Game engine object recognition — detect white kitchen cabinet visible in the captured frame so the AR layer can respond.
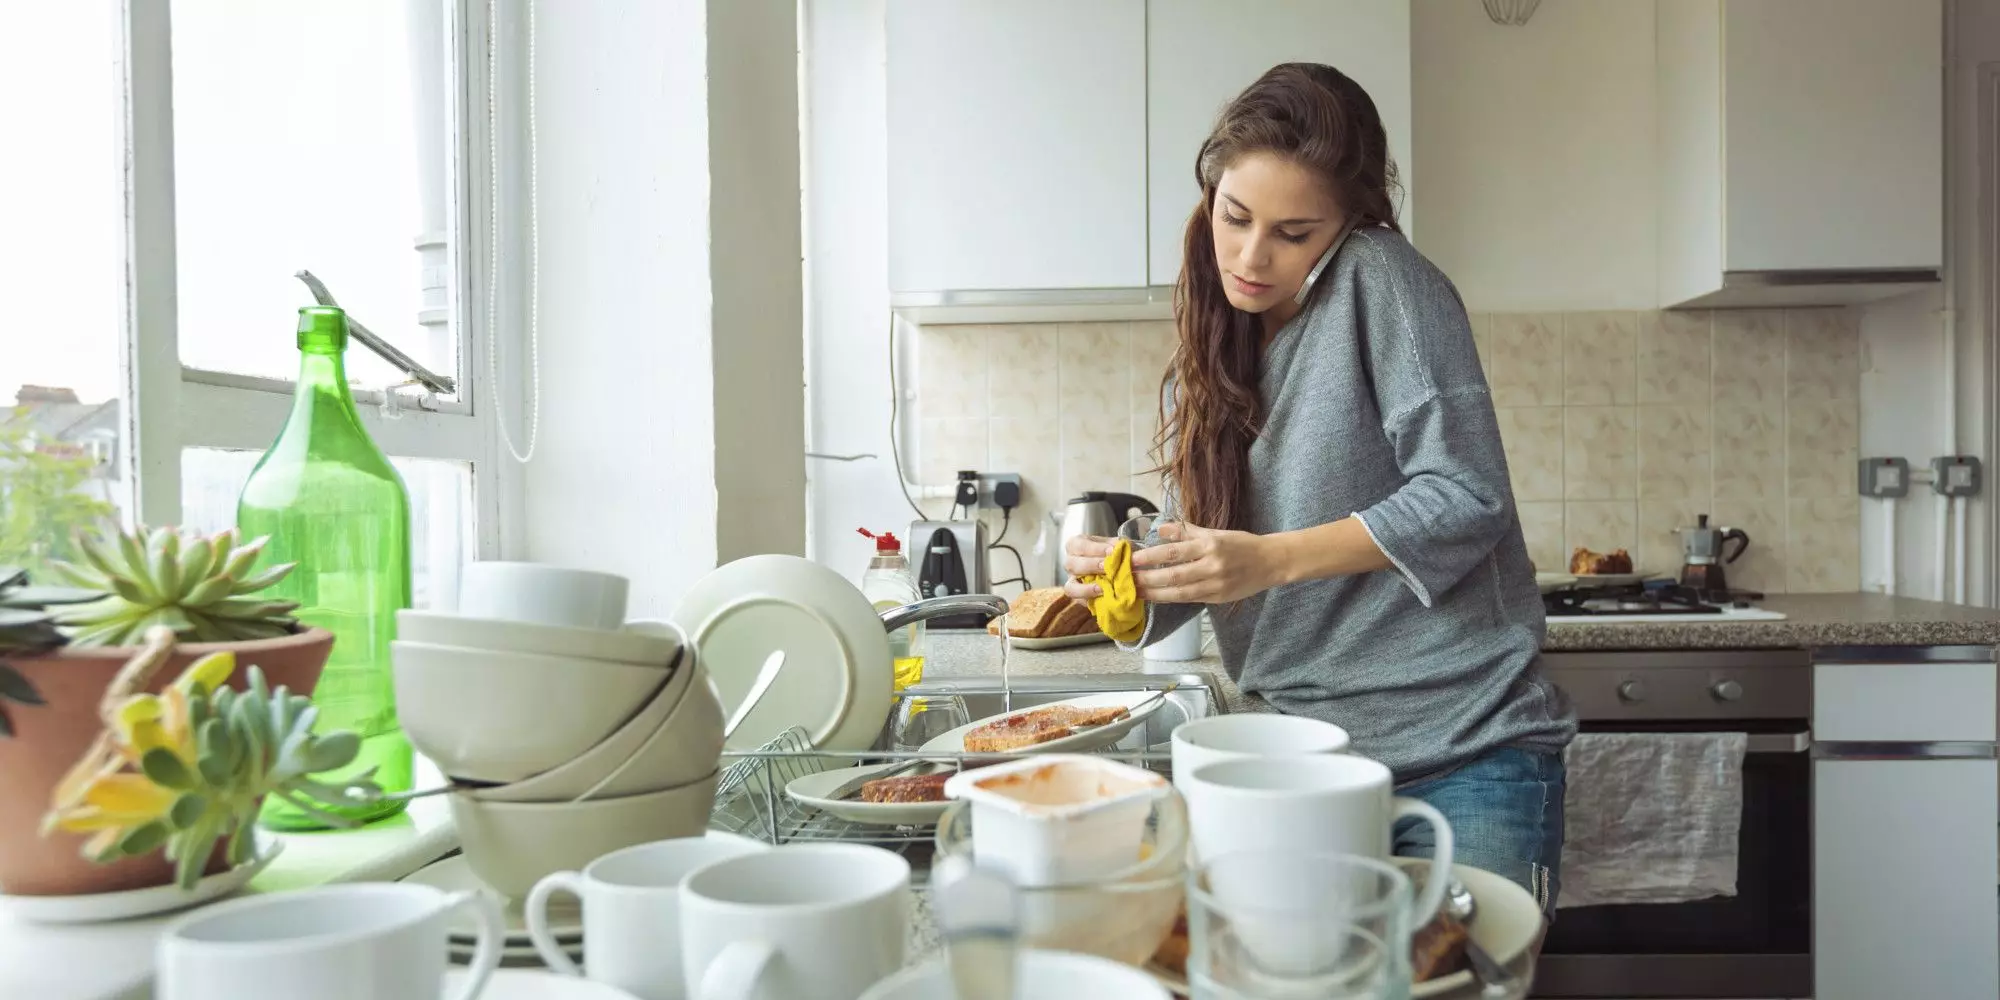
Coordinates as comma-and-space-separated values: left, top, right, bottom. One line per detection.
886, 0, 1148, 292
1657, 0, 1943, 308
1145, 1, 1411, 287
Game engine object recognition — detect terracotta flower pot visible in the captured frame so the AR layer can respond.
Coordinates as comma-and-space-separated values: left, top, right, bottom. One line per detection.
0, 628, 334, 897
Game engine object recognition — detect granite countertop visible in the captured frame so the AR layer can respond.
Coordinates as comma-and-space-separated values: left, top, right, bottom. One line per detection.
1545, 593, 2000, 651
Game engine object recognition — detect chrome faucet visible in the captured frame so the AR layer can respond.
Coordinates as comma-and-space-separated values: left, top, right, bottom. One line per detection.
879, 594, 1010, 633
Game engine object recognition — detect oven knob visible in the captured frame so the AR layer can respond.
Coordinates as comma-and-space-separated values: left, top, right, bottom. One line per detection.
1617, 681, 1645, 702
1711, 680, 1744, 702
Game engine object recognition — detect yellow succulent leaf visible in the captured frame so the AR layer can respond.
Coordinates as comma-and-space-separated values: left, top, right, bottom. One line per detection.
174, 651, 234, 697
49, 737, 120, 812
80, 774, 177, 822
47, 806, 127, 834
82, 827, 121, 859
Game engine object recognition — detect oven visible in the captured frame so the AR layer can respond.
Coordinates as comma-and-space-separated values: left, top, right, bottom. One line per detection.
1534, 649, 1814, 999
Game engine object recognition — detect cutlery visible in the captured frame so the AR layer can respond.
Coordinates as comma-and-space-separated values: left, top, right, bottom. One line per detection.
1056, 682, 1178, 735
723, 650, 787, 741
1444, 876, 1520, 997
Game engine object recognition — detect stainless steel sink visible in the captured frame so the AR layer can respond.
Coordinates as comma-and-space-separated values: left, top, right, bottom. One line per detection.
900, 671, 1227, 752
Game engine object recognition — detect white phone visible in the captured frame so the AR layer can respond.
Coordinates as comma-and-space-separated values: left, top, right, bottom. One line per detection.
1295, 223, 1359, 305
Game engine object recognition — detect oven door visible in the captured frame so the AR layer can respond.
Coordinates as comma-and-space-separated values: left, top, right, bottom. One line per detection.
1534, 721, 1812, 999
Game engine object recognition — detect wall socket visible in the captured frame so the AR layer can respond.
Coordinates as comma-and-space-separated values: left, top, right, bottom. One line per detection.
1930, 456, 1983, 497
961, 472, 1022, 509
1858, 457, 1910, 497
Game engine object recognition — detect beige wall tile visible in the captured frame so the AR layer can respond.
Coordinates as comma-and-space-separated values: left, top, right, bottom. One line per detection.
988, 324, 1060, 420
1487, 314, 1564, 407
1563, 311, 1638, 405
1711, 310, 1786, 406
1517, 501, 1565, 573
1786, 396, 1859, 498
1497, 407, 1564, 502
1128, 321, 1178, 414
1785, 308, 1861, 401
1713, 403, 1786, 499
989, 417, 1063, 517
1059, 323, 1130, 420
1564, 406, 1638, 500
918, 417, 988, 483
1637, 404, 1712, 499
1131, 408, 1167, 504
1638, 310, 1710, 404
1469, 313, 1492, 374
1709, 501, 1787, 594
1787, 496, 1860, 592
1565, 501, 1638, 558
917, 326, 990, 420
1637, 500, 1702, 578
1061, 419, 1135, 503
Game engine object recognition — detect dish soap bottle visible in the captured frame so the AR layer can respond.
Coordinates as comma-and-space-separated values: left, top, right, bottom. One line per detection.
237, 305, 414, 829
859, 529, 924, 691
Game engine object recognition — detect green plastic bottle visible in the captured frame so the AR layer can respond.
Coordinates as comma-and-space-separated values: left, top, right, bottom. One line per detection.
238, 305, 414, 829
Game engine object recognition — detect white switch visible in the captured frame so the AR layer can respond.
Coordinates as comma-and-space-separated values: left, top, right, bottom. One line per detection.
1950, 464, 1973, 488
1880, 466, 1903, 490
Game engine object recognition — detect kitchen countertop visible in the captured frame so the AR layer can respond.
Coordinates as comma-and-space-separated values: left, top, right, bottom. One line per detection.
1545, 593, 2000, 651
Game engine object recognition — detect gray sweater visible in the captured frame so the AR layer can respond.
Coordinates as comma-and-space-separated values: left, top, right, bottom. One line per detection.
1130, 227, 1576, 781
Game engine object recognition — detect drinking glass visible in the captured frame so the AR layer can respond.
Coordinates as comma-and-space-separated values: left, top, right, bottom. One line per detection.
1187, 851, 1415, 1000
1118, 512, 1179, 550
888, 694, 970, 751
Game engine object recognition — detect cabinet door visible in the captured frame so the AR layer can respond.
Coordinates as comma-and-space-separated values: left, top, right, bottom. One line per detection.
1145, 1, 1411, 287
886, 0, 1147, 292
1722, 0, 1942, 271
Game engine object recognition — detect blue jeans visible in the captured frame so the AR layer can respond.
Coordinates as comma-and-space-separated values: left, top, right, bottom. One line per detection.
1391, 747, 1565, 917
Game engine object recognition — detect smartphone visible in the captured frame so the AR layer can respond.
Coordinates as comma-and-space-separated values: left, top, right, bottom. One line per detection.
1295, 222, 1359, 305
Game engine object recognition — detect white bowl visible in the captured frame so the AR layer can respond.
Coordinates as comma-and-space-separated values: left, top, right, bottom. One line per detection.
459, 562, 632, 630
471, 651, 724, 803
393, 640, 669, 783
396, 610, 681, 667
450, 770, 722, 898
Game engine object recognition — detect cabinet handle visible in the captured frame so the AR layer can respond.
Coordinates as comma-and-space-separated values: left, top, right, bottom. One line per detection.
1617, 681, 1645, 703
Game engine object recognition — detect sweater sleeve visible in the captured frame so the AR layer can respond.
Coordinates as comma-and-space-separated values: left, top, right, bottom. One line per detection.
1347, 233, 1516, 608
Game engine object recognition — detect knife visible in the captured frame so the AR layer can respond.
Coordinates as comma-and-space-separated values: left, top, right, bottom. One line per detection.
723, 650, 787, 741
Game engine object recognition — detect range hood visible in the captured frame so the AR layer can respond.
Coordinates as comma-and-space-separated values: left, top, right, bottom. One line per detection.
889, 286, 1175, 325
1668, 268, 1942, 310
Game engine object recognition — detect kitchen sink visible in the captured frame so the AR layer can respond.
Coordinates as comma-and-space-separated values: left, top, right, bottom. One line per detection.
900, 671, 1227, 752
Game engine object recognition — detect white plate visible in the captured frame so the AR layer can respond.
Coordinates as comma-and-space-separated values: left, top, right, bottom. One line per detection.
1004, 631, 1115, 650
1534, 572, 1577, 593
0, 843, 282, 925
396, 610, 682, 667
442, 968, 640, 999
783, 763, 956, 826
1568, 569, 1656, 586
402, 854, 582, 942
671, 554, 893, 751
1143, 862, 1542, 999
920, 691, 1169, 757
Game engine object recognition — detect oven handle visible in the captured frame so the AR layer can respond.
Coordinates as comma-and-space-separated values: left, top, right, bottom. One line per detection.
1746, 731, 1812, 754
1811, 740, 1998, 761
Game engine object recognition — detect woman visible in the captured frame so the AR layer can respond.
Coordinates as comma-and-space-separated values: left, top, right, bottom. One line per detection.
1065, 63, 1576, 912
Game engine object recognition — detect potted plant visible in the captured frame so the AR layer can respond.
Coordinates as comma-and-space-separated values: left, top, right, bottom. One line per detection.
0, 526, 339, 896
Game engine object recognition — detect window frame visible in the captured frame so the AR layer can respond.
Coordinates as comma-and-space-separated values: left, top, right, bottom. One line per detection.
116, 0, 522, 556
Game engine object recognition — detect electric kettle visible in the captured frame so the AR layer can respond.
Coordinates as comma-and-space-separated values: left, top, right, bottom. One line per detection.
1054, 491, 1158, 582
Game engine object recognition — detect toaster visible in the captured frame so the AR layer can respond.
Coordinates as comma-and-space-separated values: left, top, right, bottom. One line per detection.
908, 519, 990, 630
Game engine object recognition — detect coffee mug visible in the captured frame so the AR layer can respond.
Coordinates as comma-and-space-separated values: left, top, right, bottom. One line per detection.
459, 561, 630, 630
681, 844, 911, 1000
156, 882, 503, 1000
1169, 714, 1351, 793
1181, 754, 1456, 924
527, 834, 769, 1000
860, 949, 1172, 1000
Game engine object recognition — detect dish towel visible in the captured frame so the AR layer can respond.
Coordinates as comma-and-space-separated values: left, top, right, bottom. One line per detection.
1558, 731, 1747, 908
1083, 538, 1146, 643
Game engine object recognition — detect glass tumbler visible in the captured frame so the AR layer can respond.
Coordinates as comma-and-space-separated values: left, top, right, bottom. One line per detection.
888, 694, 971, 751
1188, 851, 1416, 1000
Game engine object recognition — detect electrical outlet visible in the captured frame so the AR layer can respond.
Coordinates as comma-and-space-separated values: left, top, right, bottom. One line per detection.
1858, 457, 1910, 497
1930, 456, 1983, 497
976, 472, 1022, 509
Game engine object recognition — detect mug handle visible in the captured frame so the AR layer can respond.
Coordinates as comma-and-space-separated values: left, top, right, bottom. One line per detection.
443, 889, 506, 1000
1390, 796, 1456, 925
525, 871, 586, 977
700, 940, 777, 1000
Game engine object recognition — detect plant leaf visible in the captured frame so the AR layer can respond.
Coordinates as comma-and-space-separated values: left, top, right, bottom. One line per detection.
116, 820, 170, 857
168, 792, 206, 830
0, 566, 23, 589
0, 706, 12, 738
140, 747, 195, 790
0, 665, 43, 706
303, 731, 361, 773
0, 607, 51, 628
6, 585, 105, 607
229, 563, 296, 595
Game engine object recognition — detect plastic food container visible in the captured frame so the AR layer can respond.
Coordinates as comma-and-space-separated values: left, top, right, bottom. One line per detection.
942, 754, 1170, 887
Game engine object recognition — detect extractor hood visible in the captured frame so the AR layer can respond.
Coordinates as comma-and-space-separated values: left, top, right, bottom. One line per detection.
1668, 268, 1942, 310
889, 286, 1176, 325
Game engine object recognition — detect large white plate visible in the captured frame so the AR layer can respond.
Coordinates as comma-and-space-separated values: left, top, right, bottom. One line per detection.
920, 691, 1169, 757
442, 968, 641, 999
0, 843, 281, 925
671, 555, 893, 752
1568, 569, 1658, 586
784, 762, 957, 826
1004, 631, 1114, 651
1534, 572, 1577, 593
1142, 861, 1542, 999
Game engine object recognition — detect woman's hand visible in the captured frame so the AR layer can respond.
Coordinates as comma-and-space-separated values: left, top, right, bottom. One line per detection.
1130, 522, 1286, 605
1062, 534, 1115, 601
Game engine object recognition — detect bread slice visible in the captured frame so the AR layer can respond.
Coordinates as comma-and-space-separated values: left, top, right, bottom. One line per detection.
1043, 704, 1129, 729
858, 771, 952, 803
1005, 588, 1071, 638
1569, 546, 1634, 575
1046, 600, 1097, 637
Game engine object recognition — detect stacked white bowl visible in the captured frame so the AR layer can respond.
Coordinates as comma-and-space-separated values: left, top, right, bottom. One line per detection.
392, 563, 725, 899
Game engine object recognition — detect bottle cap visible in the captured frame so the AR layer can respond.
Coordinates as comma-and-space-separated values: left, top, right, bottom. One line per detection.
857, 528, 901, 552
297, 305, 350, 353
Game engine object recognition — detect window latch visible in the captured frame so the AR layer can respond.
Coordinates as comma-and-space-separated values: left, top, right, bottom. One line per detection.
295, 270, 458, 397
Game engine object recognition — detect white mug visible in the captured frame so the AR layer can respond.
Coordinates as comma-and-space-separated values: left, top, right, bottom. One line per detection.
1143, 615, 1204, 663
1182, 754, 1456, 925
1169, 714, 1351, 793
458, 561, 630, 630
681, 844, 911, 1000
156, 882, 503, 1000
527, 834, 770, 1000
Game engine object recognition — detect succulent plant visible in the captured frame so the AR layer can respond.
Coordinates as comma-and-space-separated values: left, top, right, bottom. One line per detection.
47, 527, 301, 648
44, 627, 380, 889
0, 565, 102, 737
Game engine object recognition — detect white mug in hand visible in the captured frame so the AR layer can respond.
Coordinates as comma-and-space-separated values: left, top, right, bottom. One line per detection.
1181, 753, 1456, 925
528, 834, 769, 1000
680, 844, 910, 1000
156, 883, 503, 1000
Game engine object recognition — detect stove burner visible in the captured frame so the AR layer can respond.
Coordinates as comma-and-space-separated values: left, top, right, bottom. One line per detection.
1543, 582, 1765, 617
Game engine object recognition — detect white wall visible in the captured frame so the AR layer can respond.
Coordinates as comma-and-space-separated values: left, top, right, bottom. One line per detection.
1410, 0, 1658, 311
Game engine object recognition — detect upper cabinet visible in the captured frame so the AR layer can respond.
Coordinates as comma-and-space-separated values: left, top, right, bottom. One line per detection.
1657, 0, 1942, 308
1145, 1, 1412, 287
886, 0, 1149, 292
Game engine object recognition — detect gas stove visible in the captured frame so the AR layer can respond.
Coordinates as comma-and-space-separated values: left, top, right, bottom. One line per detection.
1542, 582, 1788, 622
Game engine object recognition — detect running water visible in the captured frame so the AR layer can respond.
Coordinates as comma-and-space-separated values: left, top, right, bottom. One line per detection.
997, 610, 1013, 714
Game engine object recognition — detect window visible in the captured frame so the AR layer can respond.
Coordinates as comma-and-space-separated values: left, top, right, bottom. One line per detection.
0, 1, 520, 564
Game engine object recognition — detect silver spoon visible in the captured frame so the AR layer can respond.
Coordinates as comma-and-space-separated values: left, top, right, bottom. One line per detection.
1443, 878, 1520, 997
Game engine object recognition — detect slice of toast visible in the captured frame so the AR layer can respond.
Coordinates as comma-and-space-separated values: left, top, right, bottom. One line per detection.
1006, 588, 1071, 638
1046, 600, 1097, 637
963, 717, 1072, 753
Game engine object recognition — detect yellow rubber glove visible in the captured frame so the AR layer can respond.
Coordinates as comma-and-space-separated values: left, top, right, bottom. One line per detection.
1083, 538, 1146, 643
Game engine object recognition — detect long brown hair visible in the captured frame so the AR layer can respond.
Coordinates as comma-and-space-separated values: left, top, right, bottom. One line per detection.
1157, 63, 1401, 532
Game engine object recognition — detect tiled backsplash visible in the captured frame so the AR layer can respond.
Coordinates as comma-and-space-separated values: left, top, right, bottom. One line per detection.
916, 307, 1860, 593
